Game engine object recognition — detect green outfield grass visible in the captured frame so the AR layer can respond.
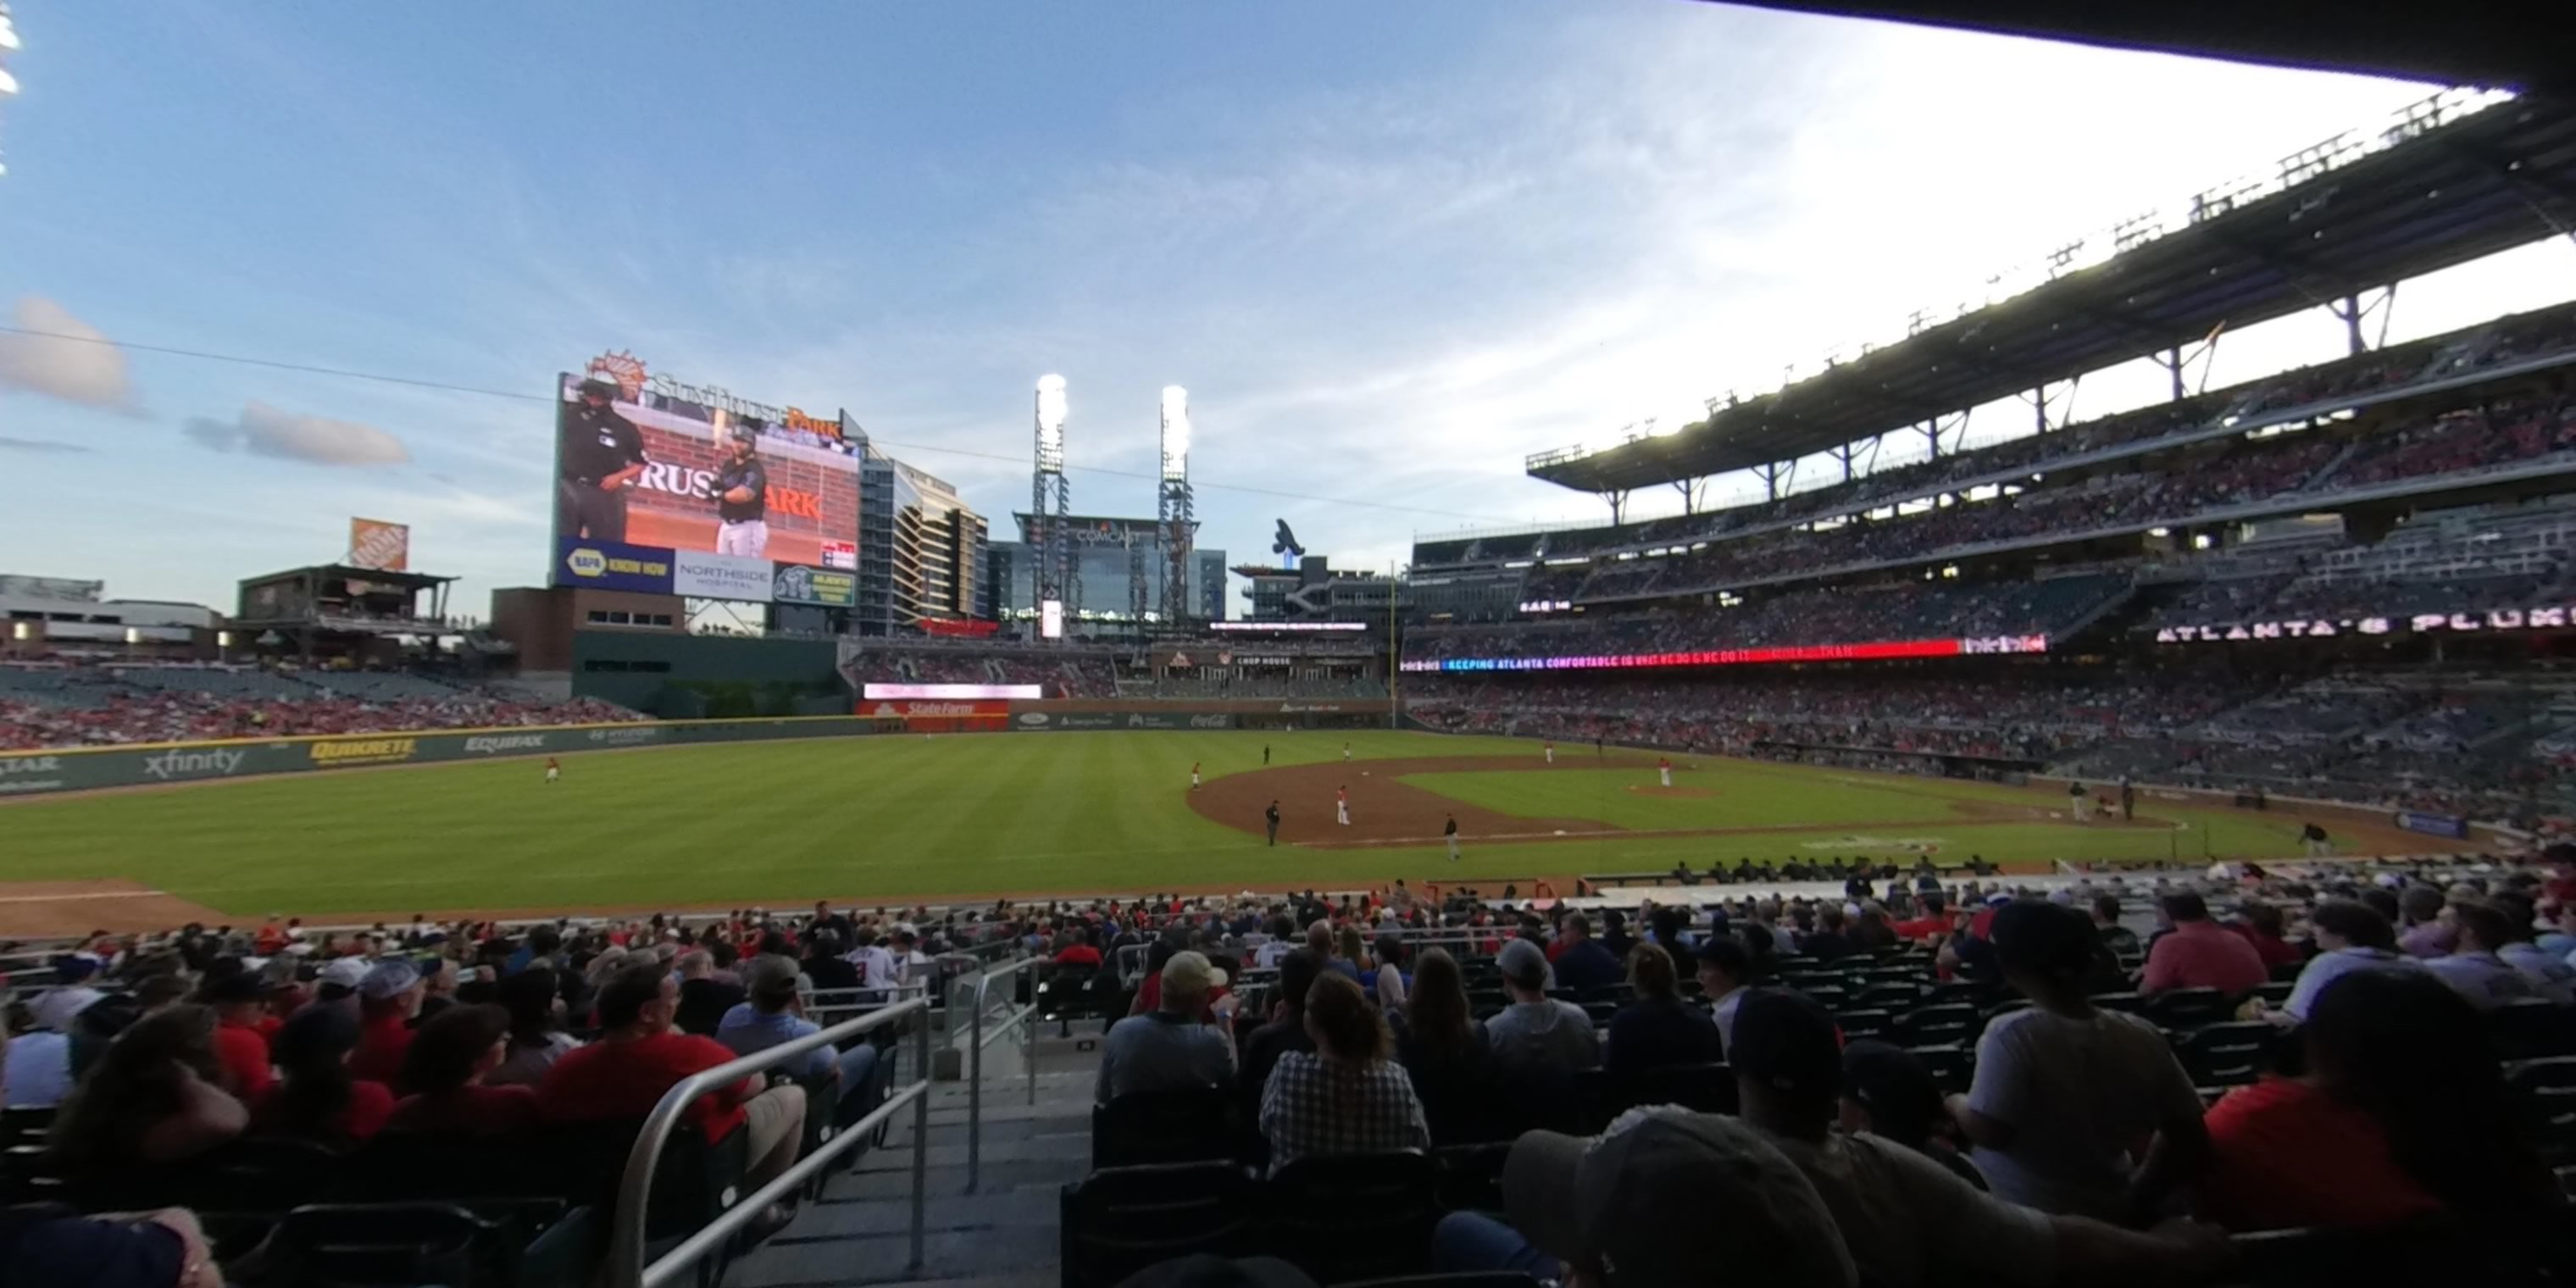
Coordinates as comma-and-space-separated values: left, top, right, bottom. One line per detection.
0, 730, 2344, 919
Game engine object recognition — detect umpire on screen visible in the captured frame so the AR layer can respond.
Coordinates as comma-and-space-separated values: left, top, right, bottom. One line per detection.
713, 426, 769, 557
558, 375, 650, 542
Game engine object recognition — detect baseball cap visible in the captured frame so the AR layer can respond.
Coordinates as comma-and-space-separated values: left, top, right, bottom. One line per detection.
318, 957, 371, 991
1161, 950, 1228, 997
358, 959, 421, 1000
1726, 989, 1844, 1109
1496, 938, 1550, 988
746, 953, 802, 998
1503, 1108, 1854, 1288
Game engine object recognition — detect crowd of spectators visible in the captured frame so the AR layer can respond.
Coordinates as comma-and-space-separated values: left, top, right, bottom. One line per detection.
842, 649, 1115, 697
0, 663, 642, 752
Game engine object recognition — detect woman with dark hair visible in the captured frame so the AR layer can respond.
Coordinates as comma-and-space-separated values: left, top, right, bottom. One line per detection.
2201, 966, 2555, 1241
1597, 908, 1635, 963
1259, 973, 1428, 1173
47, 1005, 246, 1172
1604, 942, 1721, 1087
1840, 1039, 1985, 1189
2273, 899, 2418, 1024
486, 966, 581, 1087
386, 1004, 541, 1135
1389, 948, 1493, 1142
258, 1003, 394, 1149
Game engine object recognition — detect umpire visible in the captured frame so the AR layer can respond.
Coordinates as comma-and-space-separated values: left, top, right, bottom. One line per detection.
1264, 800, 1280, 847
558, 375, 650, 542
712, 426, 769, 556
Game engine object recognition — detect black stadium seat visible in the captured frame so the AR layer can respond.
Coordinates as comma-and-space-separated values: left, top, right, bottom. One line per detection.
1895, 1003, 1982, 1048
1834, 1008, 1895, 1041
2144, 987, 2235, 1030
1907, 1044, 1974, 1096
1624, 1061, 1738, 1115
2506, 1056, 2576, 1167
1061, 1162, 1260, 1288
2173, 1021, 2277, 1090
1093, 1085, 1241, 1169
1432, 1142, 1513, 1213
2489, 998, 2576, 1061
1264, 1152, 1441, 1283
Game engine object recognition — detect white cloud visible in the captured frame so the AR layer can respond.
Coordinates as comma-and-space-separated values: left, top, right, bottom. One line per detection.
0, 297, 136, 410
184, 399, 412, 467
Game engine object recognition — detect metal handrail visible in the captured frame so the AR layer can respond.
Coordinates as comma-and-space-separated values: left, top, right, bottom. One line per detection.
964, 954, 1044, 1193
611, 995, 933, 1288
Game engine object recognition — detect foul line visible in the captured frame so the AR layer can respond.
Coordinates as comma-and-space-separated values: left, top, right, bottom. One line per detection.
0, 889, 175, 904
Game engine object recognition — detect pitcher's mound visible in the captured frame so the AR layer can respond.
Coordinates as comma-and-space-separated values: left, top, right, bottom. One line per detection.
1628, 785, 1715, 798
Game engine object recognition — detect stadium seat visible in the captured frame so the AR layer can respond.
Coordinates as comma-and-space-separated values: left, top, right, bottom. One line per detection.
1834, 1008, 1896, 1042
1928, 980, 2002, 1010
2173, 1022, 2277, 1091
1093, 1085, 1242, 1169
2144, 987, 2235, 1030
1432, 1142, 1513, 1213
1895, 1003, 1982, 1048
2506, 1057, 2576, 1167
1264, 1152, 1440, 1283
1796, 982, 1852, 1012
1060, 1162, 1260, 1288
1341, 1276, 1546, 1287
2489, 999, 2576, 1061
1623, 1061, 1738, 1116
2087, 991, 2146, 1014
2227, 1218, 2495, 1288
1907, 1045, 1974, 1096
247, 1202, 486, 1288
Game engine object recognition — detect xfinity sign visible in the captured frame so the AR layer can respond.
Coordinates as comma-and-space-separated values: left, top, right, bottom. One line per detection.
143, 747, 247, 781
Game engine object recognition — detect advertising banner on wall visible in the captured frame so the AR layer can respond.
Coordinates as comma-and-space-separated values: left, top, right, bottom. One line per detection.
772, 563, 856, 607
671, 549, 775, 602
552, 369, 861, 575
556, 538, 676, 595
2394, 810, 2471, 840
863, 684, 1044, 700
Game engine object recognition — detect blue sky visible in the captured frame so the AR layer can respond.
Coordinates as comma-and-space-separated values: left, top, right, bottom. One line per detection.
3, 2, 2570, 619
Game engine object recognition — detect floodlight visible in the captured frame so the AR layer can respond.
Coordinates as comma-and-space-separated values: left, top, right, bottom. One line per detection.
0, 68, 16, 96
1159, 385, 1191, 480
1035, 374, 1068, 433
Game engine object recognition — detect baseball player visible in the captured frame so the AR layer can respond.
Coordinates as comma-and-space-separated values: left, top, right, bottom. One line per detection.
2068, 780, 2090, 822
557, 375, 649, 541
1335, 785, 1351, 827
1658, 756, 1673, 788
1191, 761, 1202, 791
712, 426, 769, 557
1444, 813, 1459, 863
1342, 741, 1352, 763
1545, 740, 1554, 765
1263, 745, 1271, 765
1265, 800, 1280, 847
544, 756, 560, 785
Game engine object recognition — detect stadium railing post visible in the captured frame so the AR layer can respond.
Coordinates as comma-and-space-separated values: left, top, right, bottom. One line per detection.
964, 953, 1042, 1194
612, 993, 934, 1288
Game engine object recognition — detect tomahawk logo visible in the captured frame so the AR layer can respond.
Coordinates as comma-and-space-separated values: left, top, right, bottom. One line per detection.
143, 747, 247, 781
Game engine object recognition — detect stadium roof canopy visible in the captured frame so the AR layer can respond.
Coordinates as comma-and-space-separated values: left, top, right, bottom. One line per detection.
242, 564, 457, 591
1527, 93, 2576, 495
1710, 0, 2573, 92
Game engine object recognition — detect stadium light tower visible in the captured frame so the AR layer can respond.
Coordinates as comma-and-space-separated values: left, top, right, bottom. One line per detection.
0, 3, 23, 178
1158, 385, 1196, 627
1033, 374, 1077, 633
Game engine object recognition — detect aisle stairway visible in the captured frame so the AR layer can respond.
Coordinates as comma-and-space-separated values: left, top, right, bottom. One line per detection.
724, 1035, 1103, 1288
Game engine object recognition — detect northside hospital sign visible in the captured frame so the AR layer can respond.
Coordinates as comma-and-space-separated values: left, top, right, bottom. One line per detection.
1400, 635, 2048, 672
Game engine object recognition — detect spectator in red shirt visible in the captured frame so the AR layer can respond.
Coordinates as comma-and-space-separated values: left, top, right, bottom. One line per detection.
1052, 927, 1104, 969
2200, 966, 2553, 1249
258, 1004, 396, 1149
2140, 892, 2268, 997
1891, 893, 1953, 942
2228, 902, 2301, 970
386, 1004, 541, 1135
195, 971, 278, 1106
538, 963, 807, 1222
347, 960, 425, 1085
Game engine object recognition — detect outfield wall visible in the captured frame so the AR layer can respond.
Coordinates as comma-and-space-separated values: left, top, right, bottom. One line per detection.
0, 716, 897, 797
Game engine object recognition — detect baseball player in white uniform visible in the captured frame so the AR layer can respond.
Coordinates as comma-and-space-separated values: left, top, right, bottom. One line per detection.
1191, 761, 1202, 791
1336, 786, 1351, 826
1659, 756, 1674, 788
1545, 741, 1555, 764
1342, 741, 1352, 763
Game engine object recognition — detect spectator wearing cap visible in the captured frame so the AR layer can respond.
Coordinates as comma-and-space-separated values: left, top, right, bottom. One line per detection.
541, 963, 808, 1225
1240, 949, 1324, 1110
347, 959, 425, 1084
674, 949, 747, 1038
6, 976, 110, 1111
1840, 1040, 1985, 1190
1485, 938, 1599, 1074
2140, 892, 2266, 998
1953, 902, 2208, 1221
2272, 900, 2418, 1024
2486, 892, 2576, 1004
194, 971, 278, 1105
1433, 1106, 1857, 1287
386, 1003, 541, 1135
1733, 987, 2235, 1286
1605, 942, 1722, 1089
1550, 914, 1624, 994
258, 1003, 396, 1148
1096, 951, 1240, 1104
314, 955, 370, 1008
1258, 973, 1427, 1174
2200, 966, 2548, 1239
2395, 885, 2454, 958
1694, 935, 1756, 1052
2421, 901, 2543, 1011
488, 966, 580, 1087
719, 954, 881, 1128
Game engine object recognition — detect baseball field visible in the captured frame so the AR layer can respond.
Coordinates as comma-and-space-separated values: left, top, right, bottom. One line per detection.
0, 730, 2428, 932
